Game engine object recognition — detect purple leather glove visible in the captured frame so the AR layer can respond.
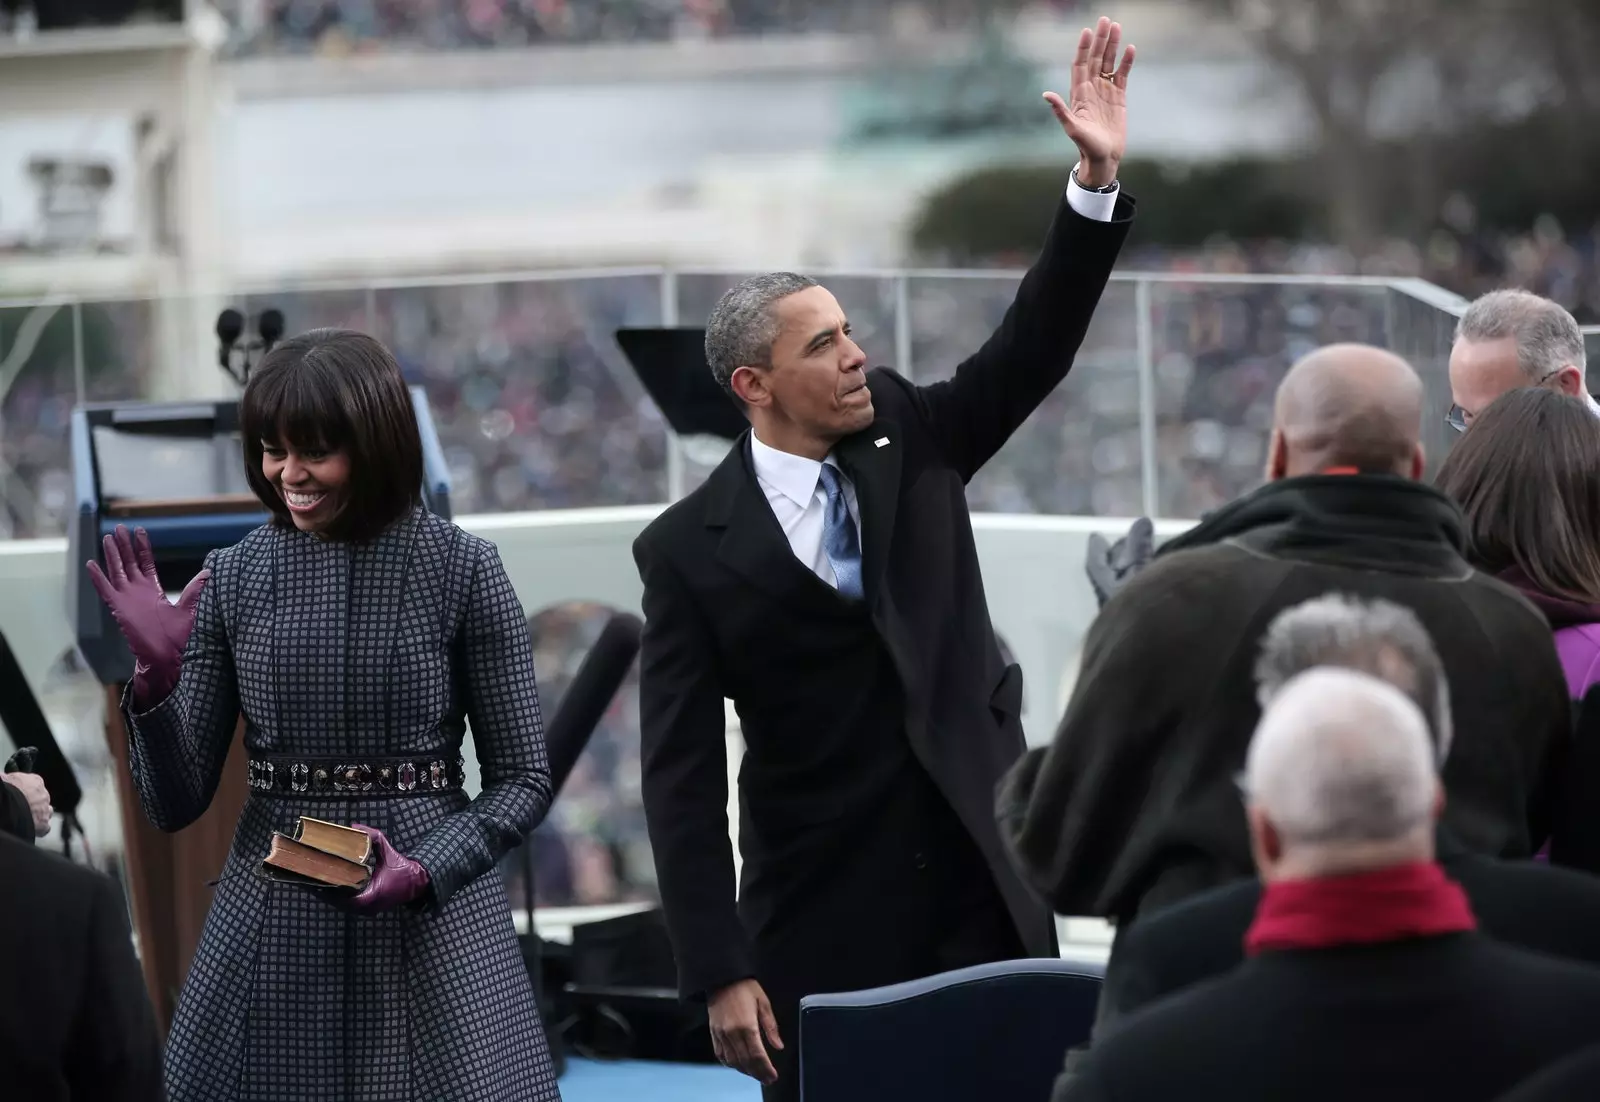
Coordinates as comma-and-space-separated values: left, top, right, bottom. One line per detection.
347, 824, 432, 913
86, 525, 210, 708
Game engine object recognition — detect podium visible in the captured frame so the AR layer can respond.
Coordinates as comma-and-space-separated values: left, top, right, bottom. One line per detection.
68, 389, 452, 1028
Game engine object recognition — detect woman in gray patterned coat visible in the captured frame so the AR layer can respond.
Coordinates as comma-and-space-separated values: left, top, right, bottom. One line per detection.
87, 329, 562, 1101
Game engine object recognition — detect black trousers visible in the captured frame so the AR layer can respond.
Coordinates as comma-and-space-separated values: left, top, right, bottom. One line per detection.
758, 874, 1025, 1102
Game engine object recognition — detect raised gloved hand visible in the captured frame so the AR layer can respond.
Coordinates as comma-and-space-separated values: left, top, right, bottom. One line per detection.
1085, 516, 1155, 608
347, 824, 432, 913
86, 525, 210, 708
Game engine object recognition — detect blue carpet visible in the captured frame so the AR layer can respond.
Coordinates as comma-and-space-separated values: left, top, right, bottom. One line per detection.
559, 1057, 760, 1102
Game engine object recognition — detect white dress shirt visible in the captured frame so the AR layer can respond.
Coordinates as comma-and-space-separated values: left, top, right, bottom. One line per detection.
750, 433, 862, 590
749, 168, 1119, 589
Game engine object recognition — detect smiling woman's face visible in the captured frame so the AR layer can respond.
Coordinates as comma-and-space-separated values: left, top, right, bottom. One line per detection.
260, 442, 351, 534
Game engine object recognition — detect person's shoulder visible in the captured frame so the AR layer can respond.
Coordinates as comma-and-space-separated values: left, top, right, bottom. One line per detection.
1086, 966, 1248, 1065
1468, 935, 1600, 1002
864, 365, 915, 406
1456, 568, 1558, 631
1459, 857, 1600, 919
636, 482, 713, 552
1123, 878, 1262, 950
1105, 540, 1264, 617
0, 832, 106, 908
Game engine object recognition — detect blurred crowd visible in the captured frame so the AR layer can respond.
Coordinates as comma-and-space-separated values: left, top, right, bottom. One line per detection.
5, 215, 1594, 541
220, 0, 1085, 57
502, 601, 653, 910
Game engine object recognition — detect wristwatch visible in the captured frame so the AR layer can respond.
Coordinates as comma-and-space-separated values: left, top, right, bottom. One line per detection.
1071, 164, 1119, 193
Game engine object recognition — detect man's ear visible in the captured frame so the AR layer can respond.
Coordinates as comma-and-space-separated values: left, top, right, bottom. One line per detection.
1557, 365, 1588, 399
1408, 441, 1426, 481
1247, 804, 1282, 876
1265, 428, 1288, 482
730, 365, 772, 409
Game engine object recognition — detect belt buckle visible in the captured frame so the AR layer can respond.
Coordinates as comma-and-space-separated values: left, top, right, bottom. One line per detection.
334, 764, 374, 793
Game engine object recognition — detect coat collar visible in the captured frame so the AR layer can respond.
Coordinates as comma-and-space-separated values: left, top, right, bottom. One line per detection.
703, 419, 903, 609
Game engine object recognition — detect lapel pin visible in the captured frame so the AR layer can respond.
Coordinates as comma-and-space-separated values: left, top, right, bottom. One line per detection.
874, 437, 890, 448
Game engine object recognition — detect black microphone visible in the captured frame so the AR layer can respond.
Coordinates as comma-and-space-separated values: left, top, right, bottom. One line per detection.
544, 613, 642, 800
216, 308, 244, 370
258, 309, 285, 352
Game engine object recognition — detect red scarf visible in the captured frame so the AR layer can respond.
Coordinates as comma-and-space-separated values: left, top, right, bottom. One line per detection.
1245, 862, 1477, 956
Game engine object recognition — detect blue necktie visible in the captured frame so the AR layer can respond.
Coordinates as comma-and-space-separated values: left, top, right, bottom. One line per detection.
818, 464, 864, 601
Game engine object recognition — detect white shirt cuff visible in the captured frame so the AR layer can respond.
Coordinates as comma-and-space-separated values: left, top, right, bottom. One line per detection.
1065, 164, 1119, 222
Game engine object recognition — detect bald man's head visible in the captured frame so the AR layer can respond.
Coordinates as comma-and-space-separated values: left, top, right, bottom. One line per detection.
1267, 344, 1426, 482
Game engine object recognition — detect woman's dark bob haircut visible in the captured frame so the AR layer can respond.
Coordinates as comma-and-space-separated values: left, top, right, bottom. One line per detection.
1435, 386, 1600, 604
240, 328, 423, 543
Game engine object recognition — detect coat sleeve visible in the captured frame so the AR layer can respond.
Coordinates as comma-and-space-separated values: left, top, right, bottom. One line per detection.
633, 533, 751, 1001
66, 871, 165, 1102
124, 549, 240, 832
995, 553, 1215, 919
906, 193, 1134, 483
410, 541, 553, 909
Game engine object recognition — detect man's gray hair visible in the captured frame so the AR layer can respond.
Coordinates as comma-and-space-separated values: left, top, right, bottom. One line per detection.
704, 273, 819, 398
1456, 288, 1587, 383
1254, 594, 1452, 767
1244, 667, 1437, 847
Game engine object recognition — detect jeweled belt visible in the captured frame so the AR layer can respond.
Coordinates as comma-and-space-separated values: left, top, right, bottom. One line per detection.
246, 751, 465, 797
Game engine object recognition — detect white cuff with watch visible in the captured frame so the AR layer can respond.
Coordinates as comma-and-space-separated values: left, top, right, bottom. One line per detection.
1065, 162, 1120, 223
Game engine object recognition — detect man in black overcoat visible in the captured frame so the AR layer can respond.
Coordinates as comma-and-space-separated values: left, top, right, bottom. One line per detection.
632, 17, 1137, 1099
1000, 345, 1570, 929
0, 832, 163, 1101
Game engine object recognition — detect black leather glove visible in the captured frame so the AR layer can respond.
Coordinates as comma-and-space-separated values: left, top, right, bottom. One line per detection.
1085, 517, 1155, 608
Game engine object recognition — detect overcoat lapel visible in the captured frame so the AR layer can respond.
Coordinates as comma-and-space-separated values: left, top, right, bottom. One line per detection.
704, 432, 848, 616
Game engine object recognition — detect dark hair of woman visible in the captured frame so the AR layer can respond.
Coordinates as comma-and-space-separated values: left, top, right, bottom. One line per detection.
239, 328, 423, 542
1434, 386, 1600, 604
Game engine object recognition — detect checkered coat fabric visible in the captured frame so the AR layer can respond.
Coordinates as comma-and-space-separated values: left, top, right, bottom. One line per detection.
124, 507, 561, 1102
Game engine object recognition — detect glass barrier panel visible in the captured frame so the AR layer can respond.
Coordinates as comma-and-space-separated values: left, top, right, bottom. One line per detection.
0, 300, 84, 538
500, 601, 656, 910
908, 276, 1143, 516
77, 298, 159, 403
241, 289, 375, 343
1149, 281, 1389, 518
1385, 285, 1465, 477
372, 275, 669, 513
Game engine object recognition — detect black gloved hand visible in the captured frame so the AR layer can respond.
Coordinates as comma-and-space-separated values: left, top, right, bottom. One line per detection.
3, 746, 37, 774
1085, 517, 1155, 608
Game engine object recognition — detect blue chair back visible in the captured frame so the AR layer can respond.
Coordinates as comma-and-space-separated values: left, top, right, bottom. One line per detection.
798, 955, 1104, 1102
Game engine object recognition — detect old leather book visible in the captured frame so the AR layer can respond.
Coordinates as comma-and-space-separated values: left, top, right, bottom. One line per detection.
260, 817, 373, 889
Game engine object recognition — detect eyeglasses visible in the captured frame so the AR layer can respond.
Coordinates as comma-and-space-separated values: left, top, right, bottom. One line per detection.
1446, 368, 1565, 433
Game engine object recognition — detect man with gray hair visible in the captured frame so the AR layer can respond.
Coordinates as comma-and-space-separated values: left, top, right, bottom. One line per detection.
634, 17, 1138, 1100
1448, 287, 1597, 432
1061, 668, 1600, 1102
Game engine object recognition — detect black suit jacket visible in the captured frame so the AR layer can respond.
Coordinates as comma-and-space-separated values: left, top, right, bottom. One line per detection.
1105, 847, 1600, 1031
1063, 934, 1600, 1102
634, 193, 1135, 1002
0, 833, 163, 1102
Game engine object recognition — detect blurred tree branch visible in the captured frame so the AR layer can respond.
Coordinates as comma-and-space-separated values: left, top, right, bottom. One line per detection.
1199, 0, 1600, 247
